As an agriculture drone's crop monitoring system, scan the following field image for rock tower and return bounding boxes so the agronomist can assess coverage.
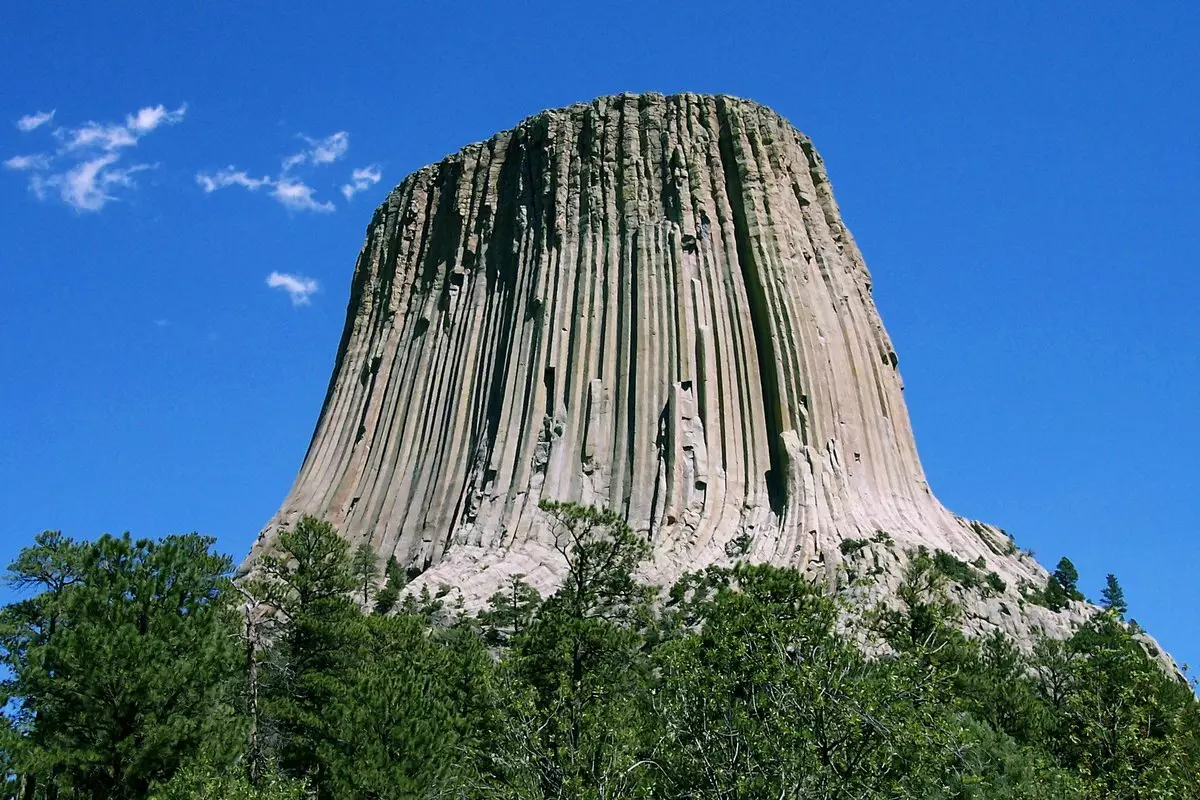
[248,93,1073,639]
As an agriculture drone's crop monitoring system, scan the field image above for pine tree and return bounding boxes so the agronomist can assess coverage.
[371,555,405,615]
[1054,614,1199,797]
[480,574,541,647]
[485,501,656,798]
[654,563,962,798]
[1,532,242,798]
[1053,556,1083,601]
[254,516,362,790]
[350,542,380,607]
[1101,573,1128,617]
[317,613,494,798]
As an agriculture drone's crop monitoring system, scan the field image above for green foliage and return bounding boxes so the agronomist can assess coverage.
[918,547,1005,597]
[316,614,494,798]
[539,500,653,622]
[350,541,380,607]
[4,511,1199,800]
[371,554,405,615]
[1023,558,1085,612]
[1102,572,1129,617]
[151,762,307,800]
[1045,614,1199,797]
[469,500,657,799]
[655,563,959,798]
[479,574,541,647]
[875,548,965,656]
[1053,556,1084,601]
[838,537,868,555]
[940,719,1085,800]
[933,547,982,587]
[1042,577,1071,610]
[253,516,364,789]
[986,570,1007,594]
[1,531,242,799]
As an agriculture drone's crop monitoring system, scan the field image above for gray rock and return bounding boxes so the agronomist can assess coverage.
[244,93,1122,649]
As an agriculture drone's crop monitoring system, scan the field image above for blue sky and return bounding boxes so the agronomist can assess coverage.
[2,2,1197,668]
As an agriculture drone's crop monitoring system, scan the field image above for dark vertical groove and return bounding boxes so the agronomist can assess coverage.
[480,135,526,461]
[627,226,640,518]
[717,104,786,515]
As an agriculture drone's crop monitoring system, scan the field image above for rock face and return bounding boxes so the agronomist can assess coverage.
[247,93,1077,641]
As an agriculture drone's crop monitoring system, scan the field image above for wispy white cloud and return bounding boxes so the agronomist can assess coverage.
[34,155,154,212]
[341,164,382,200]
[56,104,186,153]
[125,103,187,134]
[196,169,332,212]
[4,103,186,211]
[267,271,320,305]
[272,178,334,212]
[306,131,348,164]
[17,110,55,132]
[282,131,349,171]
[196,167,272,193]
[200,129,349,213]
[4,154,52,171]
[57,121,138,152]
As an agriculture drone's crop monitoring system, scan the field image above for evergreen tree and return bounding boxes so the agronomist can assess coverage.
[479,574,541,647]
[318,613,495,798]
[1,532,242,799]
[371,555,405,616]
[962,630,1052,745]
[1101,573,1128,617]
[152,762,307,800]
[1053,556,1083,600]
[1054,614,1199,797]
[655,563,960,798]
[253,516,363,793]
[540,500,653,623]
[481,501,656,799]
[6,514,1200,799]
[350,542,380,607]
[1041,575,1071,612]
[874,547,970,671]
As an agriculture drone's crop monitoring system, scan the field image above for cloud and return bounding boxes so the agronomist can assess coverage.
[200,130,349,213]
[272,178,334,212]
[306,131,349,164]
[57,121,138,152]
[196,169,333,213]
[4,103,186,211]
[282,131,349,171]
[267,271,320,305]
[35,155,154,212]
[4,154,52,171]
[126,103,187,134]
[56,105,185,153]
[17,110,55,132]
[196,167,272,193]
[341,164,382,200]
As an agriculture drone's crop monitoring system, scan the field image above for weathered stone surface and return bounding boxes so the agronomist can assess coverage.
[245,93,1084,642]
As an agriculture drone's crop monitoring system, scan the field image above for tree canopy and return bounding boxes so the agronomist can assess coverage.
[4,509,1198,800]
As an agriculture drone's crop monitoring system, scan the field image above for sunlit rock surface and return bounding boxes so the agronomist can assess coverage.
[247,93,1090,643]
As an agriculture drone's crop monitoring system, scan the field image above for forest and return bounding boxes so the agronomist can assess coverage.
[3,502,1198,799]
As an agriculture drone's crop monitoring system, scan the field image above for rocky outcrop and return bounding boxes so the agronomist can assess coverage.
[246,93,1084,642]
